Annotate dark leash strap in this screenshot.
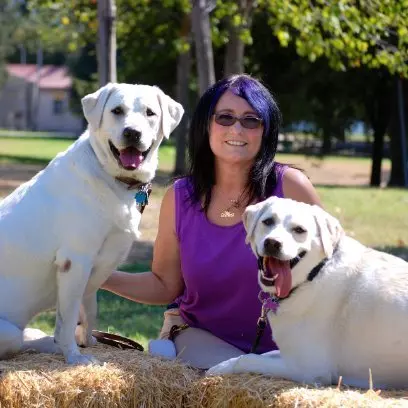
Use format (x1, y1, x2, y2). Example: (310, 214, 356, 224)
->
(250, 291, 279, 354)
(168, 324, 189, 341)
(250, 309, 268, 354)
(92, 330, 144, 351)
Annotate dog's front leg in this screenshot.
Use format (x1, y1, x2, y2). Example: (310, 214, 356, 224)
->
(206, 353, 295, 380)
(75, 292, 98, 347)
(55, 253, 99, 365)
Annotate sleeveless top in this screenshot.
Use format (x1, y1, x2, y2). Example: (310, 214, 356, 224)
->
(174, 163, 287, 353)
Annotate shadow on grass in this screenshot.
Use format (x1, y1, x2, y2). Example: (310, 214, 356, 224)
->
(376, 246, 408, 261)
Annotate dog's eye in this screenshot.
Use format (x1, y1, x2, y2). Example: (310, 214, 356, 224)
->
(293, 226, 306, 234)
(262, 218, 274, 227)
(146, 108, 156, 117)
(111, 106, 124, 115)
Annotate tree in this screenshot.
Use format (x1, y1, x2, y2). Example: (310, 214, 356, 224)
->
(259, 0, 408, 186)
(216, 0, 255, 76)
(0, 0, 31, 86)
(191, 0, 216, 94)
(174, 11, 193, 175)
(97, 0, 117, 85)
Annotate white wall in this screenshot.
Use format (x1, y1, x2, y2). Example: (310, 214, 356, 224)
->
(36, 89, 84, 134)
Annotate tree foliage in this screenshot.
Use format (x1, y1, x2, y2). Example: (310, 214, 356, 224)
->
(259, 0, 408, 77)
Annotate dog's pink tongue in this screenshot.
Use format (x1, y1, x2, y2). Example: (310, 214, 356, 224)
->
(119, 147, 143, 169)
(266, 257, 292, 298)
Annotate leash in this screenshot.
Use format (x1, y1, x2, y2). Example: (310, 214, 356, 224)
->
(250, 291, 279, 354)
(92, 330, 144, 351)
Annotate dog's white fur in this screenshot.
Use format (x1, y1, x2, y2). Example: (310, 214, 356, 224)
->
(207, 197, 408, 389)
(0, 83, 183, 364)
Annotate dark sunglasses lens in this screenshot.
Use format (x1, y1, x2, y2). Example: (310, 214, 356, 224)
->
(241, 117, 262, 129)
(215, 114, 236, 126)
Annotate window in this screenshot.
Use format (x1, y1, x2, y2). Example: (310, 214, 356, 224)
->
(53, 99, 64, 115)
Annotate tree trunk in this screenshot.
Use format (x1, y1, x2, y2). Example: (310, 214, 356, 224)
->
(97, 0, 117, 86)
(191, 0, 215, 95)
(370, 127, 385, 186)
(224, 0, 254, 76)
(321, 128, 332, 156)
(367, 73, 392, 186)
(388, 77, 408, 187)
(174, 14, 192, 176)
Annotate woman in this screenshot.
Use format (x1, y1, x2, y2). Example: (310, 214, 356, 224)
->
(101, 74, 321, 369)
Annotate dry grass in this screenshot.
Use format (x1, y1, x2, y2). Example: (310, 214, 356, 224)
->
(1, 346, 407, 408)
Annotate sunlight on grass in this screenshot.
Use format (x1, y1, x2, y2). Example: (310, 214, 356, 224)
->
(0, 137, 74, 164)
(0, 136, 175, 169)
(318, 186, 408, 249)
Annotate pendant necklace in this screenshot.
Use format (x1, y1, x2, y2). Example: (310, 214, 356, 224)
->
(220, 190, 246, 218)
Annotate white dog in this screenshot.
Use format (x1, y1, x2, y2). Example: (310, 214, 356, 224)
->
(0, 83, 183, 364)
(207, 197, 408, 389)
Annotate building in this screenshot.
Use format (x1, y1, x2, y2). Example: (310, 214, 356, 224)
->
(0, 64, 83, 134)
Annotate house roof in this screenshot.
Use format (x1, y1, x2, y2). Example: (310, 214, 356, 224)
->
(6, 64, 72, 90)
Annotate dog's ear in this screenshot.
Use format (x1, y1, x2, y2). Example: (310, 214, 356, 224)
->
(313, 205, 344, 258)
(81, 83, 115, 129)
(243, 201, 269, 245)
(155, 87, 184, 139)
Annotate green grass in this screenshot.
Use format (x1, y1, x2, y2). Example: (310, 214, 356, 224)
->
(317, 186, 408, 250)
(0, 136, 175, 169)
(0, 137, 74, 165)
(0, 129, 77, 139)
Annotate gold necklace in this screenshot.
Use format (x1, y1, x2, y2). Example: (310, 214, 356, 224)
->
(220, 190, 246, 218)
(220, 198, 241, 218)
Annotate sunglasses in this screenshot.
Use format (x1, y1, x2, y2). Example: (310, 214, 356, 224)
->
(213, 112, 263, 129)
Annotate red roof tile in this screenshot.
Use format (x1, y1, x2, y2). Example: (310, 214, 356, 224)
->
(6, 64, 72, 90)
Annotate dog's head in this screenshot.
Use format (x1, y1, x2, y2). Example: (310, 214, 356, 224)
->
(81, 83, 184, 182)
(243, 196, 344, 298)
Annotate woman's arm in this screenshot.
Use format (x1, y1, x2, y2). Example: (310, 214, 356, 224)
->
(101, 185, 184, 305)
(282, 167, 322, 206)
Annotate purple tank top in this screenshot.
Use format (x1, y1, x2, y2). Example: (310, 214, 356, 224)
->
(174, 164, 287, 354)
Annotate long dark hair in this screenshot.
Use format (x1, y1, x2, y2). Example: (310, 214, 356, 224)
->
(187, 74, 282, 212)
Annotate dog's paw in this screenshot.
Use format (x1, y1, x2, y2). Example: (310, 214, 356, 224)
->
(206, 357, 242, 376)
(66, 352, 101, 365)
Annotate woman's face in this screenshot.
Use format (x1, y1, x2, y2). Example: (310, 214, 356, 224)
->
(209, 90, 264, 166)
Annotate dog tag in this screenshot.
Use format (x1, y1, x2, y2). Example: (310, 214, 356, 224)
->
(135, 190, 149, 206)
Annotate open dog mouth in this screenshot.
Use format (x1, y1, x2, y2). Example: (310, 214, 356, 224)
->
(257, 251, 306, 298)
(109, 140, 152, 171)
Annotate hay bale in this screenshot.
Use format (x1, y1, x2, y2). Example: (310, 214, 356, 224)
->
(189, 375, 408, 408)
(0, 345, 407, 408)
(0, 344, 199, 408)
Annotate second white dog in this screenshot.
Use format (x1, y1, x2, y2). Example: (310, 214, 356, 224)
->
(0, 83, 183, 364)
(207, 197, 408, 389)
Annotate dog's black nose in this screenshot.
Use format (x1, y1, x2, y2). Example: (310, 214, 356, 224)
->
(264, 238, 282, 253)
(123, 127, 141, 143)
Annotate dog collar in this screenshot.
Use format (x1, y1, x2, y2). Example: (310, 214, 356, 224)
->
(115, 177, 152, 214)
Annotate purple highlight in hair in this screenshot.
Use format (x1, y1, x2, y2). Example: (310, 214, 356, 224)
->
(208, 74, 275, 138)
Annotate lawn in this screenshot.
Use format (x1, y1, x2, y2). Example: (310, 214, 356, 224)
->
(1, 135, 406, 347)
(0, 136, 176, 169)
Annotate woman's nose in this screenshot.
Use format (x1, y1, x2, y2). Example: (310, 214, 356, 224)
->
(230, 119, 243, 133)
